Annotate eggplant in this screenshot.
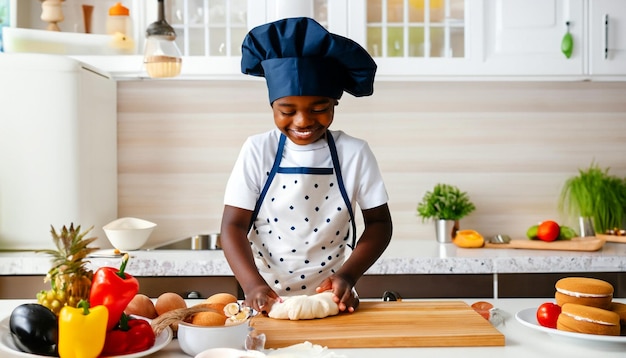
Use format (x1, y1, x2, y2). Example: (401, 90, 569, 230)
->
(9, 303, 58, 356)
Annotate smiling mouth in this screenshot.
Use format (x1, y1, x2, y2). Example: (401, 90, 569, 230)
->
(289, 128, 316, 139)
(290, 129, 314, 137)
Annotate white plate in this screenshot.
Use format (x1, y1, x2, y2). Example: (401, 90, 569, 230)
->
(0, 315, 172, 358)
(515, 307, 626, 344)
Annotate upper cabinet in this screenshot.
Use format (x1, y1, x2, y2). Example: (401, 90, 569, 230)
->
(346, 0, 473, 77)
(7, 0, 626, 78)
(158, 0, 626, 78)
(479, 0, 626, 77)
(480, 0, 585, 76)
(588, 0, 626, 76)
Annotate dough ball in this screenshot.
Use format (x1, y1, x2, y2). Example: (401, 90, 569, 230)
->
(268, 291, 339, 320)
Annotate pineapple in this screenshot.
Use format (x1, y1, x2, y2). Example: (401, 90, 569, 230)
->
(36, 224, 99, 315)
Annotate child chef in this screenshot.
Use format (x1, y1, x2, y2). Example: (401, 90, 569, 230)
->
(220, 17, 393, 314)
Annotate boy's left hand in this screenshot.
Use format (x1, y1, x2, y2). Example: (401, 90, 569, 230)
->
(316, 275, 359, 312)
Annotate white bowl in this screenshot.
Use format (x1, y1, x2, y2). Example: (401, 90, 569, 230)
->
(177, 321, 250, 357)
(195, 348, 266, 358)
(103, 217, 156, 251)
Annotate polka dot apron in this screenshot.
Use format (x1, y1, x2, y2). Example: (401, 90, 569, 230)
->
(248, 131, 356, 296)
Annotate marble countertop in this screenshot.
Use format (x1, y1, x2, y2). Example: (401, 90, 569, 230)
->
(2, 239, 626, 276)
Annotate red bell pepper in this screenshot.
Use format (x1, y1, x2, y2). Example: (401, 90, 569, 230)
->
(89, 253, 140, 331)
(101, 313, 156, 356)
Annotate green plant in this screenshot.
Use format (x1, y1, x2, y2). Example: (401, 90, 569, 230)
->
(558, 163, 626, 233)
(417, 183, 476, 221)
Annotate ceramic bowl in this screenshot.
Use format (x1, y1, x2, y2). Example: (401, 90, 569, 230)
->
(195, 348, 266, 358)
(103, 217, 156, 251)
(177, 321, 250, 357)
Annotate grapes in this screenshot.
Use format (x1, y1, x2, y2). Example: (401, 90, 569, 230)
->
(36, 289, 68, 315)
(67, 296, 77, 308)
(50, 300, 62, 311)
(46, 290, 56, 303)
(56, 290, 66, 302)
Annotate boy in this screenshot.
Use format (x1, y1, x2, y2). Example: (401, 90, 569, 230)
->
(220, 17, 392, 314)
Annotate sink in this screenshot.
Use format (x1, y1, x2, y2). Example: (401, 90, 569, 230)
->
(150, 234, 221, 250)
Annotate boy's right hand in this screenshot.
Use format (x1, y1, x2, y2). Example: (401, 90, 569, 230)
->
(244, 284, 281, 314)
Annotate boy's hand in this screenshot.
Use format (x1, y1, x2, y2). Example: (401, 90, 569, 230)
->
(244, 284, 281, 314)
(316, 275, 359, 312)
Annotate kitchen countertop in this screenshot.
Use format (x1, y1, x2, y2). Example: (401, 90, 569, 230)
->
(1, 298, 625, 358)
(2, 239, 626, 276)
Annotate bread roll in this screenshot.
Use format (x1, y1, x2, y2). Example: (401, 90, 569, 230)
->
(191, 311, 227, 326)
(554, 277, 613, 309)
(610, 302, 626, 325)
(557, 303, 620, 336)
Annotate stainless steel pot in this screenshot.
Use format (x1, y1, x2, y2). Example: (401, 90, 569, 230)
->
(152, 233, 221, 250)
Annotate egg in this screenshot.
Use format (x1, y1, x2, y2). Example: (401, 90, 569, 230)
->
(124, 293, 158, 319)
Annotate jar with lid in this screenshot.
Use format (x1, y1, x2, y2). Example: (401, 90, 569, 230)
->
(106, 2, 132, 37)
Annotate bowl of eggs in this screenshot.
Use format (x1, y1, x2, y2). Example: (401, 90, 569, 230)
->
(176, 293, 254, 356)
(178, 320, 251, 356)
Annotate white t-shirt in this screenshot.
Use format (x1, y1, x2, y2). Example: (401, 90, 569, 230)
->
(224, 129, 389, 214)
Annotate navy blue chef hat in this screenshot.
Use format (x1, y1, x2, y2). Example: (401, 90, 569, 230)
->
(241, 17, 377, 104)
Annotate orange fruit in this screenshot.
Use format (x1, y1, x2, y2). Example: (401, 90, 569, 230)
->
(453, 229, 485, 248)
(537, 220, 560, 242)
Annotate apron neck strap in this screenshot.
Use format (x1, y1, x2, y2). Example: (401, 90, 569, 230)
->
(248, 133, 287, 232)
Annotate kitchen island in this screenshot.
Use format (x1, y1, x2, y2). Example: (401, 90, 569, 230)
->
(2, 239, 626, 299)
(0, 298, 625, 358)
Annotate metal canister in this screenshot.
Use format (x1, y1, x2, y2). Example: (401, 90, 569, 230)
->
(190, 235, 209, 250)
(208, 233, 221, 250)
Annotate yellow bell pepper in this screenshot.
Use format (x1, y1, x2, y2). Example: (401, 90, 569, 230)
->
(58, 300, 108, 358)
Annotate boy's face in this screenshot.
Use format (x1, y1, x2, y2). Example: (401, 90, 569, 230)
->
(272, 96, 337, 145)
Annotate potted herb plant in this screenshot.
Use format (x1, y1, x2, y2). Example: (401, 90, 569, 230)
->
(417, 183, 476, 243)
(558, 163, 626, 236)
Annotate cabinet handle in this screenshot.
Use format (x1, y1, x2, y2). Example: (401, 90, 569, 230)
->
(604, 14, 609, 60)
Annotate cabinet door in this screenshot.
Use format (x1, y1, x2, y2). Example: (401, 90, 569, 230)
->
(481, 0, 584, 76)
(588, 0, 626, 76)
(348, 0, 477, 76)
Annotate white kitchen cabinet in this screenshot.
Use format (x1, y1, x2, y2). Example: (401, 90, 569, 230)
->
(588, 0, 626, 76)
(0, 53, 117, 251)
(480, 0, 585, 76)
(7, 0, 625, 78)
(163, 0, 336, 57)
(346, 0, 475, 77)
(480, 0, 626, 77)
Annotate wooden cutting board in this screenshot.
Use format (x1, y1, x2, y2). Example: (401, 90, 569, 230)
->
(249, 301, 504, 348)
(483, 236, 605, 251)
(596, 234, 626, 244)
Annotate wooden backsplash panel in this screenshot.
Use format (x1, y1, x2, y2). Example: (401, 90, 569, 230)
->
(116, 80, 626, 248)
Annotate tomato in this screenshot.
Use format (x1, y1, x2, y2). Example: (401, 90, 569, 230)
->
(536, 220, 560, 242)
(536, 302, 561, 328)
(471, 301, 493, 320)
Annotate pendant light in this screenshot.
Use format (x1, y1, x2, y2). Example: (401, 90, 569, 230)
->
(144, 0, 182, 78)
